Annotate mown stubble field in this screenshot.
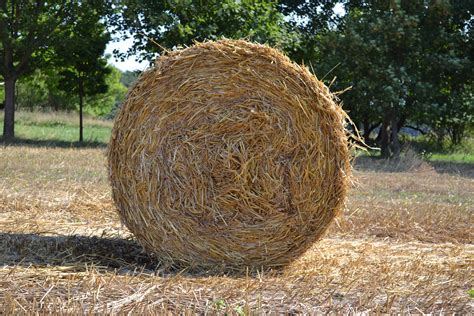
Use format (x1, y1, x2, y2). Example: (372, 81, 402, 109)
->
(0, 145, 472, 314)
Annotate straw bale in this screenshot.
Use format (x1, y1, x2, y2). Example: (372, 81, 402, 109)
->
(108, 39, 351, 270)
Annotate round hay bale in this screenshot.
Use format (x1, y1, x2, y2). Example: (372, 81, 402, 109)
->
(108, 39, 351, 270)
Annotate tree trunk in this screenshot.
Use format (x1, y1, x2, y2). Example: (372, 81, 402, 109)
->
(364, 122, 381, 146)
(79, 82, 84, 143)
(362, 118, 371, 142)
(380, 115, 391, 158)
(390, 111, 401, 158)
(397, 114, 406, 131)
(2, 77, 16, 140)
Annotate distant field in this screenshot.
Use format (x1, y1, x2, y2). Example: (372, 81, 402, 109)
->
(2, 111, 473, 165)
(356, 147, 474, 164)
(430, 152, 474, 163)
(0, 143, 472, 313)
(0, 111, 112, 144)
(429, 137, 474, 163)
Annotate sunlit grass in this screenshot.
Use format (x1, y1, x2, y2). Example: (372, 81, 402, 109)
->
(13, 123, 111, 143)
(1, 111, 472, 162)
(0, 110, 112, 143)
(429, 152, 474, 163)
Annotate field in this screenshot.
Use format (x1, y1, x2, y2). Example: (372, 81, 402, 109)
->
(0, 114, 473, 313)
(0, 111, 112, 145)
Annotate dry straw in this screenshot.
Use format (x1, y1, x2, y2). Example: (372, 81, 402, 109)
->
(108, 39, 351, 270)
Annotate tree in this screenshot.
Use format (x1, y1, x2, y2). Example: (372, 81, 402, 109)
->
(0, 75, 4, 107)
(0, 1, 116, 140)
(14, 65, 127, 120)
(16, 69, 52, 110)
(309, 1, 473, 156)
(0, 1, 77, 139)
(112, 0, 294, 63)
(413, 0, 474, 145)
(87, 66, 127, 117)
(277, 0, 343, 63)
(120, 70, 140, 88)
(319, 3, 421, 157)
(54, 6, 111, 142)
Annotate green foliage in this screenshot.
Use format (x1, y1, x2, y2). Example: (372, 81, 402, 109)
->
(25, 1, 122, 123)
(0, 1, 115, 78)
(411, 1, 474, 145)
(0, 0, 118, 138)
(87, 66, 127, 116)
(16, 69, 70, 111)
(16, 71, 51, 110)
(402, 132, 474, 162)
(0, 1, 76, 78)
(424, 84, 474, 145)
(309, 1, 474, 154)
(54, 2, 111, 101)
(14, 66, 126, 117)
(233, 305, 245, 315)
(2, 0, 472, 148)
(113, 0, 296, 62)
(278, 0, 342, 62)
(120, 70, 140, 88)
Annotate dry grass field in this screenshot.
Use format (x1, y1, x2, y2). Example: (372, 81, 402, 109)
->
(0, 145, 472, 314)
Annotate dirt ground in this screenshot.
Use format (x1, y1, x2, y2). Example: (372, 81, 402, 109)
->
(0, 145, 472, 314)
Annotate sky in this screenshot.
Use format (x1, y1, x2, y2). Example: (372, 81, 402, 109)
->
(105, 36, 146, 72)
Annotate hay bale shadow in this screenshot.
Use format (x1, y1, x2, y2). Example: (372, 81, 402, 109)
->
(430, 161, 474, 179)
(0, 232, 270, 278)
(0, 232, 157, 274)
(0, 137, 107, 148)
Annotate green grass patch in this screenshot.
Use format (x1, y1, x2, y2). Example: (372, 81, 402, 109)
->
(0, 110, 112, 144)
(13, 122, 111, 143)
(353, 136, 474, 164)
(428, 152, 474, 163)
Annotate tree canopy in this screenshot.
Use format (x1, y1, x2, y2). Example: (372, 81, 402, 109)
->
(276, 0, 473, 156)
(0, 0, 115, 139)
(55, 4, 111, 142)
(317, 1, 473, 155)
(111, 0, 296, 62)
(1, 0, 473, 153)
